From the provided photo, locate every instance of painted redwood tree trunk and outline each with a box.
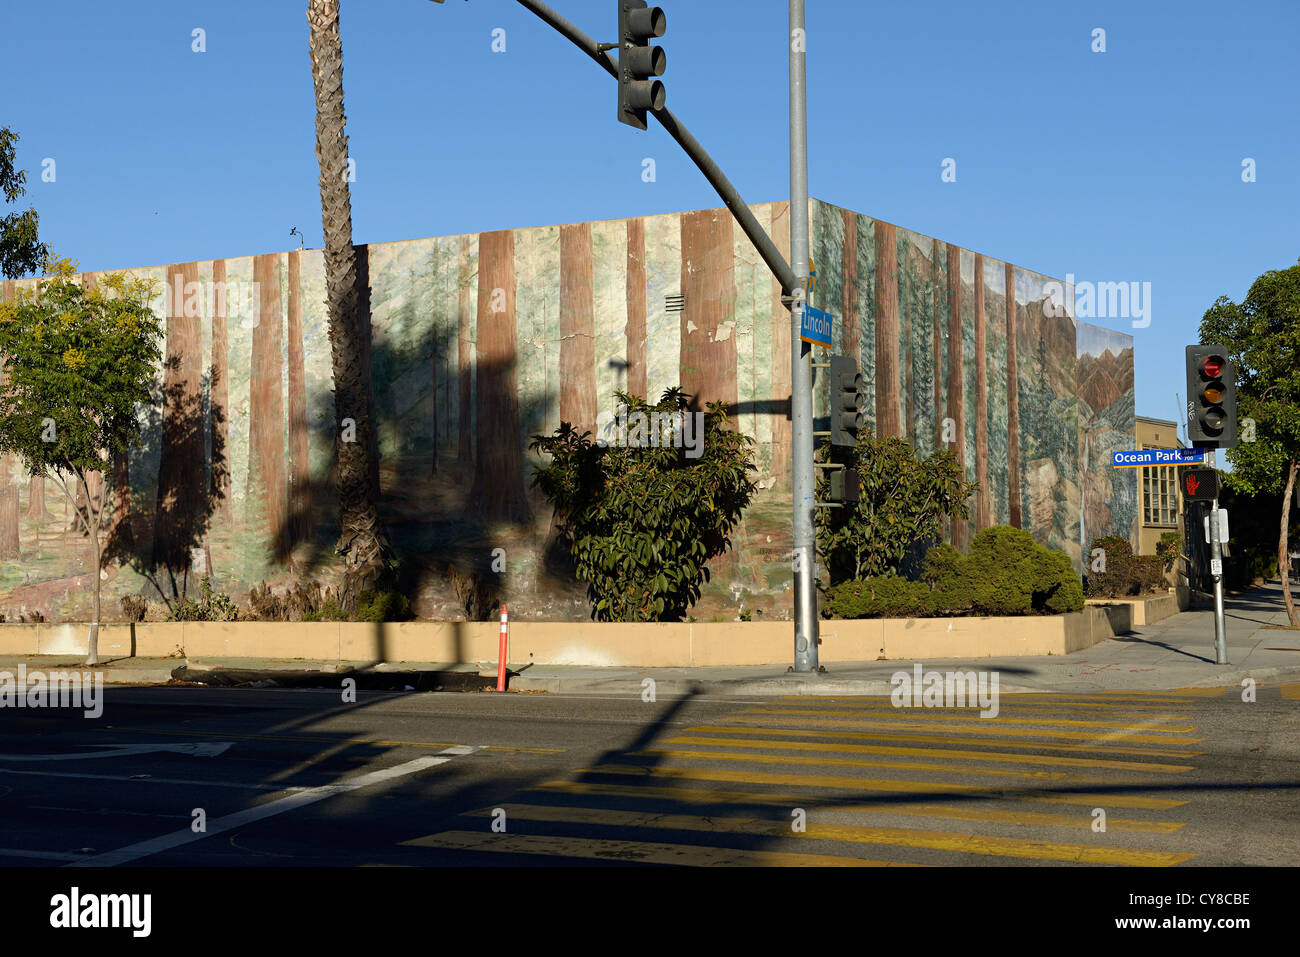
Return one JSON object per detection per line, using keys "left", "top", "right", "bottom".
{"left": 287, "top": 249, "right": 312, "bottom": 545}
{"left": 308, "top": 0, "right": 387, "bottom": 605}
{"left": 470, "top": 229, "right": 529, "bottom": 523}
{"left": 680, "top": 209, "right": 738, "bottom": 426}
{"left": 209, "top": 259, "right": 231, "bottom": 528}
{"left": 625, "top": 217, "right": 647, "bottom": 399}
{"left": 249, "top": 253, "right": 288, "bottom": 564}
{"left": 559, "top": 223, "right": 597, "bottom": 436}
{"left": 152, "top": 261, "right": 204, "bottom": 599}
{"left": 873, "top": 221, "right": 901, "bottom": 439}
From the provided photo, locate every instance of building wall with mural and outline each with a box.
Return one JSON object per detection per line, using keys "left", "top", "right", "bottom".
{"left": 0, "top": 198, "right": 1136, "bottom": 623}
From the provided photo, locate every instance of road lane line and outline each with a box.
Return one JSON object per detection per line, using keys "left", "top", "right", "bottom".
{"left": 630, "top": 747, "right": 1078, "bottom": 781}
{"left": 529, "top": 780, "right": 1186, "bottom": 833}
{"left": 0, "top": 767, "right": 303, "bottom": 791}
{"left": 661, "top": 735, "right": 1195, "bottom": 774}
{"left": 682, "top": 723, "right": 1205, "bottom": 758}
{"left": 65, "top": 745, "right": 481, "bottom": 867}
{"left": 717, "top": 714, "right": 1203, "bottom": 744}
{"left": 740, "top": 708, "right": 1196, "bottom": 731}
{"left": 574, "top": 764, "right": 1188, "bottom": 809}
{"left": 401, "top": 830, "right": 912, "bottom": 866}
{"left": 464, "top": 804, "right": 1195, "bottom": 867}
{"left": 0, "top": 848, "right": 84, "bottom": 861}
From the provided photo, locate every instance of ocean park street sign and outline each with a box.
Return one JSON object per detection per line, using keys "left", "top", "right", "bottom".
{"left": 1111, "top": 448, "right": 1206, "bottom": 468}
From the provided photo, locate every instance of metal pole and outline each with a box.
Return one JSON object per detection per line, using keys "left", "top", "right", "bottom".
{"left": 789, "top": 0, "right": 818, "bottom": 672}
{"left": 1208, "top": 449, "right": 1228, "bottom": 664}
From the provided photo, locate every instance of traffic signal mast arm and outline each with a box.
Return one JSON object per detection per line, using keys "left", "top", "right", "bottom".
{"left": 513, "top": 0, "right": 798, "bottom": 297}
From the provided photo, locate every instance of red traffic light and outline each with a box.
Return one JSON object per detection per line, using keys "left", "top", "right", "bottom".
{"left": 1201, "top": 355, "right": 1225, "bottom": 379}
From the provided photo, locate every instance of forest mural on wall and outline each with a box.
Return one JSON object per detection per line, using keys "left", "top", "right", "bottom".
{"left": 0, "top": 198, "right": 1136, "bottom": 623}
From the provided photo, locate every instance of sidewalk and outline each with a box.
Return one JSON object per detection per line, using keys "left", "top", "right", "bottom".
{"left": 4, "top": 581, "right": 1299, "bottom": 696}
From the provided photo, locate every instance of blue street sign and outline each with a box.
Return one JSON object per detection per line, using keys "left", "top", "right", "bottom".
{"left": 800, "top": 304, "right": 832, "bottom": 348}
{"left": 1111, "top": 448, "right": 1206, "bottom": 468}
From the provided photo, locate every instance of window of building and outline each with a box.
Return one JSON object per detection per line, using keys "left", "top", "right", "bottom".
{"left": 1142, "top": 457, "right": 1179, "bottom": 526}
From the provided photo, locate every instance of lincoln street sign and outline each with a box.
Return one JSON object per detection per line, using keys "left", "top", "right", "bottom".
{"left": 1111, "top": 448, "right": 1206, "bottom": 468}
{"left": 799, "top": 304, "right": 832, "bottom": 348}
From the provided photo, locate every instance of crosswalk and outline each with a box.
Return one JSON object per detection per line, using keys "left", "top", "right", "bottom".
{"left": 404, "top": 687, "right": 1236, "bottom": 866}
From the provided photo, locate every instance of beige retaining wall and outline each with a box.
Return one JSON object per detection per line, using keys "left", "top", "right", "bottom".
{"left": 0, "top": 600, "right": 1153, "bottom": 666}
{"left": 1086, "top": 588, "right": 1188, "bottom": 628}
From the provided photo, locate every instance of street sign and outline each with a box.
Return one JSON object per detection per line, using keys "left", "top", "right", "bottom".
{"left": 1111, "top": 448, "right": 1205, "bottom": 468}
{"left": 799, "top": 303, "right": 832, "bottom": 348}
{"left": 1203, "top": 508, "right": 1229, "bottom": 544}
{"left": 1181, "top": 468, "right": 1220, "bottom": 501}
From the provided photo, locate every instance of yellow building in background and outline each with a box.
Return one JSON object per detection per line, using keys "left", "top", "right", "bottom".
{"left": 1135, "top": 416, "right": 1186, "bottom": 556}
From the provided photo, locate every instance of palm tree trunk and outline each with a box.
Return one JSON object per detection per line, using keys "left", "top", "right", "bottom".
{"left": 308, "top": 0, "right": 386, "bottom": 607}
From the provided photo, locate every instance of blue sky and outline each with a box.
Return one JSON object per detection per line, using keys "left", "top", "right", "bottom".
{"left": 2, "top": 0, "right": 1296, "bottom": 431}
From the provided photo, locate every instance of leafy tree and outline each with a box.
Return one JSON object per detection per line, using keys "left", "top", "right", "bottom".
{"left": 1200, "top": 263, "right": 1300, "bottom": 627}
{"left": 0, "top": 258, "right": 163, "bottom": 662}
{"left": 814, "top": 432, "right": 977, "bottom": 583}
{"left": 0, "top": 127, "right": 51, "bottom": 279}
{"left": 529, "top": 388, "right": 757, "bottom": 622}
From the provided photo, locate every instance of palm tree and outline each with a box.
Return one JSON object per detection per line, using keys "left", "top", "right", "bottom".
{"left": 307, "top": 0, "right": 387, "bottom": 607}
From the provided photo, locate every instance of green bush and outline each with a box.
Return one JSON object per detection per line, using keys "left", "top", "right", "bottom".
{"left": 1085, "top": 536, "right": 1166, "bottom": 597}
{"left": 826, "top": 526, "right": 1083, "bottom": 618}
{"left": 1084, "top": 535, "right": 1137, "bottom": 598}
{"left": 824, "top": 574, "right": 935, "bottom": 619}
{"left": 167, "top": 577, "right": 239, "bottom": 622}
{"left": 530, "top": 387, "right": 756, "bottom": 622}
{"left": 355, "top": 589, "right": 412, "bottom": 622}
{"left": 1156, "top": 531, "right": 1183, "bottom": 571}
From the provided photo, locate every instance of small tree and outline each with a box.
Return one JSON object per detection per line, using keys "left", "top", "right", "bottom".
{"left": 529, "top": 388, "right": 757, "bottom": 622}
{"left": 0, "top": 128, "right": 50, "bottom": 279}
{"left": 1200, "top": 263, "right": 1300, "bottom": 627}
{"left": 815, "top": 432, "right": 977, "bottom": 583}
{"left": 0, "top": 258, "right": 162, "bottom": 662}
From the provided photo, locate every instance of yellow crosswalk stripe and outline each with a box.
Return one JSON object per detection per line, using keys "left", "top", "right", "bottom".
{"left": 741, "top": 708, "right": 1196, "bottom": 732}
{"left": 719, "top": 714, "right": 1203, "bottom": 745}
{"left": 530, "top": 780, "right": 1186, "bottom": 833}
{"left": 575, "top": 764, "right": 1188, "bottom": 809}
{"left": 401, "top": 829, "right": 907, "bottom": 866}
{"left": 659, "top": 736, "right": 1195, "bottom": 774}
{"left": 630, "top": 747, "right": 1079, "bottom": 781}
{"left": 684, "top": 723, "right": 1205, "bottom": 758}
{"left": 770, "top": 697, "right": 1196, "bottom": 715}
{"left": 463, "top": 805, "right": 1194, "bottom": 867}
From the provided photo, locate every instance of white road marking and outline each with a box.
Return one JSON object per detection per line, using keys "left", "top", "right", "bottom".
{"left": 0, "top": 767, "right": 302, "bottom": 791}
{"left": 0, "top": 848, "right": 83, "bottom": 861}
{"left": 66, "top": 745, "right": 483, "bottom": 868}
{"left": 0, "top": 742, "right": 234, "bottom": 762}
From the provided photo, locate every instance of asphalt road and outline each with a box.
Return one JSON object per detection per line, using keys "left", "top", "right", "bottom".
{"left": 1, "top": 683, "right": 1298, "bottom": 866}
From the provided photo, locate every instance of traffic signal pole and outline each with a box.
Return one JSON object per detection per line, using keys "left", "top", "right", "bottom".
{"left": 788, "top": 0, "right": 818, "bottom": 672}
{"left": 511, "top": 0, "right": 818, "bottom": 672}
{"left": 1208, "top": 449, "right": 1229, "bottom": 664}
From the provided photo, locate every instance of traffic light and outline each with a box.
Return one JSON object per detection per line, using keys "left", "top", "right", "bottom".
{"left": 829, "top": 355, "right": 865, "bottom": 447}
{"left": 1181, "top": 467, "right": 1220, "bottom": 503}
{"left": 617, "top": 2, "right": 666, "bottom": 130}
{"left": 828, "top": 467, "right": 861, "bottom": 505}
{"left": 1185, "top": 344, "right": 1237, "bottom": 448}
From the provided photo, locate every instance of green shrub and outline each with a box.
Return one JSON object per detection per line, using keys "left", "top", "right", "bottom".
{"left": 824, "top": 574, "right": 935, "bottom": 619}
{"left": 1156, "top": 531, "right": 1183, "bottom": 571}
{"left": 530, "top": 387, "right": 756, "bottom": 622}
{"left": 1085, "top": 536, "right": 1166, "bottom": 597}
{"left": 1084, "top": 535, "right": 1137, "bottom": 598}
{"left": 167, "top": 577, "right": 239, "bottom": 622}
{"left": 932, "top": 526, "right": 1083, "bottom": 616}
{"left": 355, "top": 589, "right": 412, "bottom": 622}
